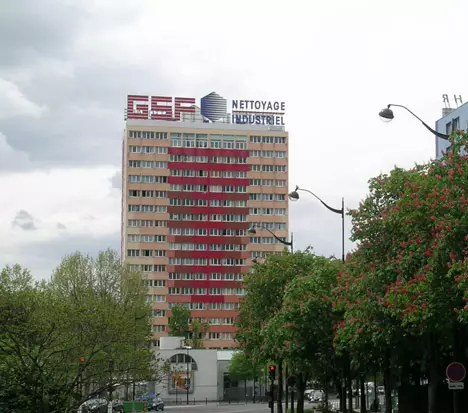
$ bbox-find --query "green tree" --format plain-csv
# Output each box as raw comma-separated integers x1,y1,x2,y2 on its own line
261,253,341,413
0,250,166,413
334,131,468,413
168,304,190,338
229,350,264,402
188,319,209,349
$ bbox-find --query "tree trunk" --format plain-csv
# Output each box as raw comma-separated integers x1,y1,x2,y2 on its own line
347,369,353,412
453,325,461,413
383,361,392,413
277,361,283,413
285,364,289,412
360,377,366,413
253,376,257,403
427,335,438,413
296,373,307,413
325,373,329,411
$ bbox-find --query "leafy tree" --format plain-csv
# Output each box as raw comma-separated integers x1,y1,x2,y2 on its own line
0,250,166,413
334,131,468,413
188,319,209,349
168,304,190,338
261,253,341,413
229,350,264,402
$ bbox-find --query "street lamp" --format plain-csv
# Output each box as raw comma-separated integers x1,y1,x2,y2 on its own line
248,224,293,411
248,224,293,252
379,104,450,140
183,345,192,405
288,186,345,263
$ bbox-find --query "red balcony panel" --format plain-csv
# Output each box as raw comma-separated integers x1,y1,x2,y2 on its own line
167,206,249,215
167,236,248,244
191,295,225,303
168,251,248,259
167,295,192,303
167,221,249,230
168,265,248,273
171,280,230,288
168,162,250,172
167,191,249,201
208,325,238,333
168,147,249,158
168,176,249,186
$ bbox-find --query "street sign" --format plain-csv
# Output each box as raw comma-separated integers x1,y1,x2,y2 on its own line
446,362,466,382
448,382,464,390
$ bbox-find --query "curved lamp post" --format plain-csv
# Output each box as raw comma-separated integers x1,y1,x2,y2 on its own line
289,186,345,263
248,224,293,411
248,224,293,253
379,104,450,140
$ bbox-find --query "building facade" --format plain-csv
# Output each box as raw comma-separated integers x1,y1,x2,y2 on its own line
121,93,289,349
435,101,468,159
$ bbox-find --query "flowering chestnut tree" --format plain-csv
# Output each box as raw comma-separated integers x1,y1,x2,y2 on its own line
335,131,468,413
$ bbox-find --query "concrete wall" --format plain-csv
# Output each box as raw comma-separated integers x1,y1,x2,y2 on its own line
154,348,219,402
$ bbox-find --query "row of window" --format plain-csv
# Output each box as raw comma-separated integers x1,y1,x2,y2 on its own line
169,273,244,281
170,169,248,178
128,257,247,267
250,221,287,231
169,258,247,266
250,208,287,216
128,235,167,244
171,134,247,150
152,331,234,341
128,250,166,258
128,149,287,159
167,302,239,311
249,237,287,244
169,199,247,207
128,205,167,213
169,243,247,251
250,164,287,173
250,150,286,159
129,146,168,154
250,179,287,187
168,288,244,296
127,131,287,146
249,193,286,201
168,228,246,236
128,160,167,168
129,175,167,183
250,136,287,144
169,213,247,222
128,219,167,227
127,190,287,202
170,184,247,193
128,131,168,140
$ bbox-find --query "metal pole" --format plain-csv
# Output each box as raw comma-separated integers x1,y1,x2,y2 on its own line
186,348,190,405
341,197,345,263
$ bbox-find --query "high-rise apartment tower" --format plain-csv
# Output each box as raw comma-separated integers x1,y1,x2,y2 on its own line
121,93,289,348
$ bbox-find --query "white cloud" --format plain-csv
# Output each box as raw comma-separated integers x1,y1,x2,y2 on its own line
0,77,47,119
1,0,468,276
0,166,120,258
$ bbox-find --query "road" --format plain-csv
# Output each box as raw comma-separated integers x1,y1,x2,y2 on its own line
164,403,273,413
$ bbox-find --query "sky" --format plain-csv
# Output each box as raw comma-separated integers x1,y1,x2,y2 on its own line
1,0,467,279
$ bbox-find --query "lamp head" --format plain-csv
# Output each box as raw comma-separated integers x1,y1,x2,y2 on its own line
288,186,300,202
248,226,257,235
379,106,394,123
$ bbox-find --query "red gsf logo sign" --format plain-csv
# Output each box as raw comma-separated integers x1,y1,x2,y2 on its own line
127,95,196,121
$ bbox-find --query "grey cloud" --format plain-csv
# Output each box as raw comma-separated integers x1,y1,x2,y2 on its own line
110,171,122,190
12,209,37,231
57,222,67,230
0,231,120,280
0,1,88,67
0,1,172,171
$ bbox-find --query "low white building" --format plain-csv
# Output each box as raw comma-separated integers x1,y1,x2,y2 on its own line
141,337,266,403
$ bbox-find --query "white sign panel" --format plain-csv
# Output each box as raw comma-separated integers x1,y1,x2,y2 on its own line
448,382,464,390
